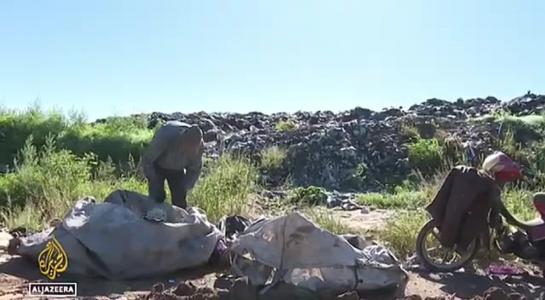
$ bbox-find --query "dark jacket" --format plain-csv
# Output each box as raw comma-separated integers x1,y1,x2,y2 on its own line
142,121,204,190
426,166,501,250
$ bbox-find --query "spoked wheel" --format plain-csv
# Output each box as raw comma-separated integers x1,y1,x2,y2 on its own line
416,219,479,272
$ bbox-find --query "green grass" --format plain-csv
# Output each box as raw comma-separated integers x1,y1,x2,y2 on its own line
301,207,354,235
376,210,427,259
188,154,258,222
503,188,537,221
0,106,154,170
260,146,287,171
408,138,443,176
275,119,297,132
358,191,428,210
500,114,545,129
361,173,538,259
357,175,440,209
287,186,328,206
0,136,147,231
0,136,259,229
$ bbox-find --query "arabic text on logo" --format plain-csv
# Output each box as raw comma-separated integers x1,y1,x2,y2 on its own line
38,236,68,280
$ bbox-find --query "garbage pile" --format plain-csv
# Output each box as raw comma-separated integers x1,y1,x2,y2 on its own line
9,190,408,299
139,92,545,192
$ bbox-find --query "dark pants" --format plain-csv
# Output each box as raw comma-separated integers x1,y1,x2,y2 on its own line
147,165,187,209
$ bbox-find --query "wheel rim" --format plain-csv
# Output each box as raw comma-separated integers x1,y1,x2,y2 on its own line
421,225,477,270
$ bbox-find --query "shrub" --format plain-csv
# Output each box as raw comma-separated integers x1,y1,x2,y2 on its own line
260,146,287,171
287,186,328,206
0,106,154,171
498,114,545,145
58,125,152,166
408,138,443,176
399,124,420,142
0,136,93,208
188,154,257,222
0,136,147,230
275,119,297,132
442,137,463,165
0,106,67,167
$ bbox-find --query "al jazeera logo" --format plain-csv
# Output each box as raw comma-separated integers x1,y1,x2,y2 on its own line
28,236,77,297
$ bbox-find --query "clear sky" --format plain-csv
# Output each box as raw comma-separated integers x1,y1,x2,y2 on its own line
1,1,544,120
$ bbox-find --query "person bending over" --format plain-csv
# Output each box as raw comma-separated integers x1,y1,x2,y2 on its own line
142,121,204,209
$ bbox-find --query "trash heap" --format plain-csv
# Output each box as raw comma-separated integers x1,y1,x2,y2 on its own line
135,92,545,192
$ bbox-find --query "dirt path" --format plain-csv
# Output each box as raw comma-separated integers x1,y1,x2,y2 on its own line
328,208,394,232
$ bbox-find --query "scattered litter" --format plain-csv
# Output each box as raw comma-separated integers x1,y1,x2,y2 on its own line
487,264,524,276
326,192,362,211
340,199,362,211
218,215,251,240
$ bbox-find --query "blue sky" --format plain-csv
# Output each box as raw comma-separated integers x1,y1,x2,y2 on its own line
1,1,544,120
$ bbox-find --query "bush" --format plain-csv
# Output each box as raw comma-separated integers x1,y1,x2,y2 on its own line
0,106,154,171
408,138,443,176
58,125,152,167
497,114,545,145
188,154,257,222
0,136,147,230
399,124,420,142
0,106,67,167
287,186,328,206
275,119,297,132
442,137,463,165
260,146,287,171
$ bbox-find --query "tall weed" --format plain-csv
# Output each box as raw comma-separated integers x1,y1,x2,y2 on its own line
188,154,258,222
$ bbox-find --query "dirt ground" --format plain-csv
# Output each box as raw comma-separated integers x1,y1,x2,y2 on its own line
2,209,545,299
